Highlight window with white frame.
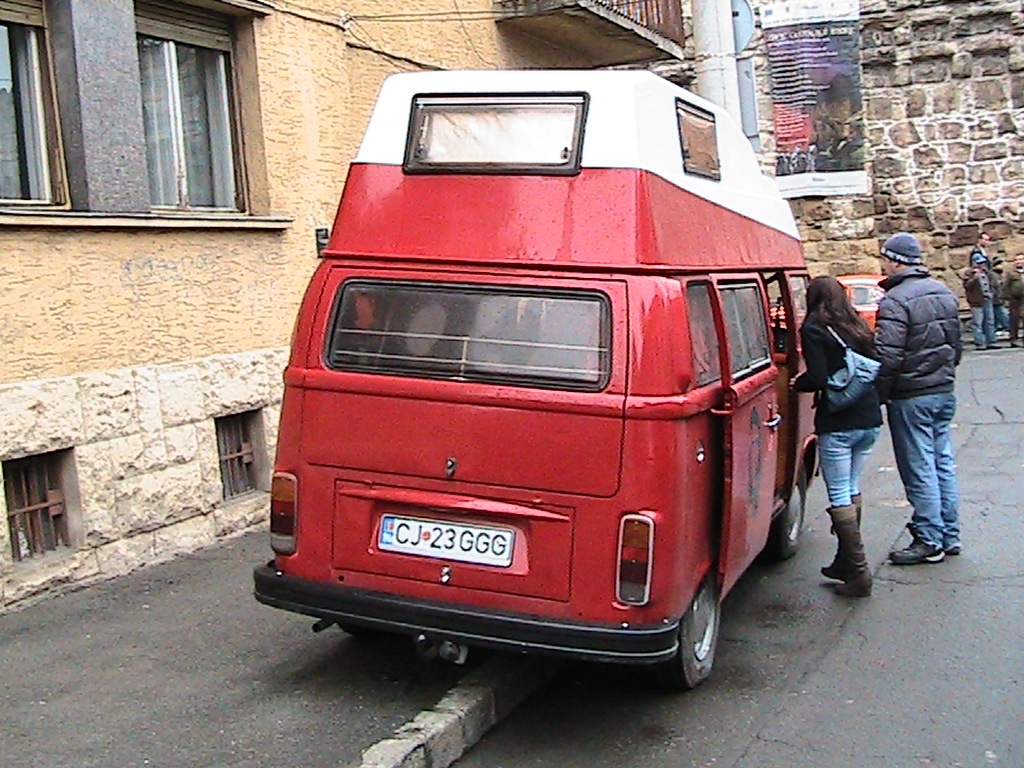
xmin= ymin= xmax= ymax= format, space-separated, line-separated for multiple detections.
xmin=0 ymin=2 xmax=58 ymax=203
xmin=136 ymin=1 xmax=239 ymax=210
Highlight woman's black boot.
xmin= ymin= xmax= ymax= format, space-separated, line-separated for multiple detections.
xmin=829 ymin=504 xmax=872 ymax=598
xmin=821 ymin=494 xmax=862 ymax=581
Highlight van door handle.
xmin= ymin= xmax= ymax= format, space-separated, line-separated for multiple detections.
xmin=766 ymin=414 xmax=783 ymax=430
xmin=710 ymin=407 xmax=733 ymax=416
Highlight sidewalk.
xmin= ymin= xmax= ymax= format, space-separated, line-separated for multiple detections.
xmin=731 ymin=346 xmax=1024 ymax=766
xmin=441 ymin=347 xmax=1024 ymax=768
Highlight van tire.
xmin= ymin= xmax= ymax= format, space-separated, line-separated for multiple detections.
xmin=766 ymin=465 xmax=807 ymax=561
xmin=654 ymin=573 xmax=721 ymax=691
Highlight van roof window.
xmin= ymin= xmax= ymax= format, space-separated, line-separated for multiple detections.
xmin=676 ymin=100 xmax=721 ymax=181
xmin=404 ymin=93 xmax=587 ymax=175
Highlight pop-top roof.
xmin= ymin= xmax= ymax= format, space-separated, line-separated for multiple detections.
xmin=354 ymin=70 xmax=798 ymax=239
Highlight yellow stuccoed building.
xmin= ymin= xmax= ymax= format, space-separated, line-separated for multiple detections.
xmin=0 ymin=0 xmax=686 ymax=607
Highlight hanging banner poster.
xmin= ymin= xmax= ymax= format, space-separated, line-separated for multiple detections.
xmin=761 ymin=0 xmax=868 ymax=197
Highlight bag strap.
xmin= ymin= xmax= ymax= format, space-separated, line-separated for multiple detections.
xmin=825 ymin=325 xmax=849 ymax=349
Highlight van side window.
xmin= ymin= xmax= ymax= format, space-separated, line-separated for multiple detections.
xmin=685 ymin=282 xmax=721 ymax=387
xmin=787 ymin=275 xmax=808 ymax=326
xmin=720 ymin=283 xmax=771 ymax=379
xmin=325 ymin=280 xmax=611 ymax=391
xmin=764 ymin=273 xmax=788 ymax=353
xmin=676 ymin=100 xmax=721 ymax=181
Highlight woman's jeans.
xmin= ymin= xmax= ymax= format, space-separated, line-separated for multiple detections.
xmin=818 ymin=427 xmax=881 ymax=508
xmin=886 ymin=392 xmax=960 ymax=549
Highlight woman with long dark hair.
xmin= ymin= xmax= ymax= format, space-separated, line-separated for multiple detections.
xmin=791 ymin=276 xmax=883 ymax=597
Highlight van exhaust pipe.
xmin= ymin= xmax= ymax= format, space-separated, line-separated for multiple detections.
xmin=413 ymin=633 xmax=469 ymax=665
xmin=413 ymin=633 xmax=438 ymax=660
xmin=438 ymin=639 xmax=470 ymax=665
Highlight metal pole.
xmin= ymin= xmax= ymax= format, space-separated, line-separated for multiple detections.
xmin=692 ymin=0 xmax=742 ymax=121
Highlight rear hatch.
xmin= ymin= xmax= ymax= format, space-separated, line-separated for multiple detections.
xmin=301 ymin=267 xmax=628 ymax=600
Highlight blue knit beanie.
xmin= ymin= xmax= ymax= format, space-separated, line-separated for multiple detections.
xmin=881 ymin=233 xmax=923 ymax=265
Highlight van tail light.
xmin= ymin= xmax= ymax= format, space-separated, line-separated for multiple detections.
xmin=270 ymin=472 xmax=298 ymax=555
xmin=617 ymin=514 xmax=654 ymax=605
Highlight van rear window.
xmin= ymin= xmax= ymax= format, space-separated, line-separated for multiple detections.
xmin=325 ymin=281 xmax=611 ymax=391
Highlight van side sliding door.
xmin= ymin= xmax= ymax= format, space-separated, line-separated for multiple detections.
xmin=711 ymin=278 xmax=780 ymax=597
xmin=762 ymin=270 xmax=808 ymax=504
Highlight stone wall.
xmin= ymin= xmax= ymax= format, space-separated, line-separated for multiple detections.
xmin=861 ymin=0 xmax=1024 ymax=286
xmin=740 ymin=0 xmax=1023 ymax=283
xmin=786 ymin=0 xmax=1024 ymax=285
xmin=0 ymin=348 xmax=287 ymax=608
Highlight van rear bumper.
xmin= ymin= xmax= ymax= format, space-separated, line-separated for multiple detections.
xmin=253 ymin=564 xmax=680 ymax=664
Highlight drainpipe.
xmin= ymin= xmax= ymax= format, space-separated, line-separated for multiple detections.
xmin=692 ymin=0 xmax=742 ymax=122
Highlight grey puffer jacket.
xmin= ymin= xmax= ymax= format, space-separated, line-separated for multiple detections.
xmin=875 ymin=266 xmax=962 ymax=401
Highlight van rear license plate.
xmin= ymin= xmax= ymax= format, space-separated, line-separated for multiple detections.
xmin=378 ymin=515 xmax=515 ymax=567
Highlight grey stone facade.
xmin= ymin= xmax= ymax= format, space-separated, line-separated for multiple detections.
xmin=46 ymin=0 xmax=150 ymax=212
xmin=792 ymin=0 xmax=1024 ymax=284
xmin=0 ymin=348 xmax=286 ymax=609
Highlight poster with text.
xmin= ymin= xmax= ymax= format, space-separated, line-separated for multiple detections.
xmin=762 ymin=0 xmax=868 ymax=197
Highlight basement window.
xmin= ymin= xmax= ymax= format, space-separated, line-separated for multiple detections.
xmin=3 ymin=450 xmax=72 ymax=562
xmin=216 ymin=410 xmax=262 ymax=499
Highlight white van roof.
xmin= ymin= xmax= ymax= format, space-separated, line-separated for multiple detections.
xmin=355 ymin=69 xmax=798 ymax=238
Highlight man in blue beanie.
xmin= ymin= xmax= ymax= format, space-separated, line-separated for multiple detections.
xmin=875 ymin=232 xmax=964 ymax=564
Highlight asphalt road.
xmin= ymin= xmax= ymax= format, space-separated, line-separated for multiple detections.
xmin=2 ymin=348 xmax=1021 ymax=768
xmin=0 ymin=531 xmax=474 ymax=768
xmin=450 ymin=346 xmax=1024 ymax=768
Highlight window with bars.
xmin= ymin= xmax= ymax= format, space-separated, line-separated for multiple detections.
xmin=3 ymin=451 xmax=70 ymax=562
xmin=216 ymin=411 xmax=260 ymax=499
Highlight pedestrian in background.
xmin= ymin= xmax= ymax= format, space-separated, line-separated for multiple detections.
xmin=791 ymin=276 xmax=882 ymax=597
xmin=1002 ymin=254 xmax=1024 ymax=347
xmin=875 ymin=233 xmax=963 ymax=565
xmin=961 ymin=234 xmax=997 ymax=350
xmin=992 ymin=258 xmax=1010 ymax=336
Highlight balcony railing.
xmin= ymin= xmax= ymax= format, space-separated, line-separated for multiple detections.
xmin=595 ymin=0 xmax=683 ymax=45
xmin=495 ymin=0 xmax=685 ymax=64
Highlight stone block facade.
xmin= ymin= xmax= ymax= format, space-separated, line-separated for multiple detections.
xmin=0 ymin=348 xmax=286 ymax=608
xmin=790 ymin=0 xmax=1024 ymax=287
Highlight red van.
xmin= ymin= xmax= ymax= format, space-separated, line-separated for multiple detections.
xmin=254 ymin=70 xmax=816 ymax=689
xmin=837 ymin=274 xmax=885 ymax=329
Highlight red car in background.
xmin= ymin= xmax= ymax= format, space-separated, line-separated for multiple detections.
xmin=838 ymin=274 xmax=885 ymax=329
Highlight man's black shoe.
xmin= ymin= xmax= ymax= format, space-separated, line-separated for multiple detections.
xmin=890 ymin=540 xmax=945 ymax=565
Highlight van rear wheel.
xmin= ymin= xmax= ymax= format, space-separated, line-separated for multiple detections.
xmin=654 ymin=573 xmax=721 ymax=690
xmin=766 ymin=464 xmax=807 ymax=560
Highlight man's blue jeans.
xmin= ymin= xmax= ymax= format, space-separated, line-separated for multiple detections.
xmin=886 ymin=392 xmax=960 ymax=549
xmin=994 ymin=302 xmax=1009 ymax=332
xmin=970 ymin=302 xmax=996 ymax=348
xmin=818 ymin=428 xmax=881 ymax=508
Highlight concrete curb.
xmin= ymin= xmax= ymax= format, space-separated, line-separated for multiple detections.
xmin=348 ymin=655 xmax=561 ymax=768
